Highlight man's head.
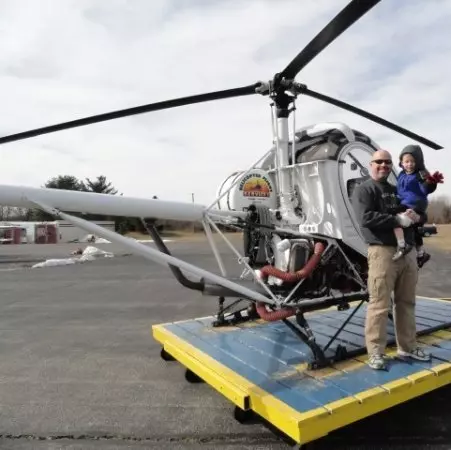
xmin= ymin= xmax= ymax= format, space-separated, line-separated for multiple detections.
xmin=370 ymin=149 xmax=393 ymax=181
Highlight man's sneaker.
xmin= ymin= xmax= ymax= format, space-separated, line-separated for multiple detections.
xmin=397 ymin=347 xmax=431 ymax=361
xmin=393 ymin=244 xmax=413 ymax=261
xmin=417 ymin=252 xmax=431 ymax=268
xmin=367 ymin=353 xmax=387 ymax=370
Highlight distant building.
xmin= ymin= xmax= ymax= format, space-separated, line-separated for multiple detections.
xmin=0 ymin=221 xmax=41 ymax=243
xmin=0 ymin=220 xmax=115 ymax=244
xmin=0 ymin=224 xmax=27 ymax=244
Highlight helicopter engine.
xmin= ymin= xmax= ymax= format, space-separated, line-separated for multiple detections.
xmin=241 ymin=203 xmax=367 ymax=303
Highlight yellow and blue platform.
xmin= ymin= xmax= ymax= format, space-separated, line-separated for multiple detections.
xmin=152 ymin=296 xmax=451 ymax=446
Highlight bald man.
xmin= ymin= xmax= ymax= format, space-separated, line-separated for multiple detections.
xmin=351 ymin=149 xmax=431 ymax=370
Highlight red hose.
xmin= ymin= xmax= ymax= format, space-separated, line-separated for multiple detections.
xmin=260 ymin=241 xmax=325 ymax=282
xmin=255 ymin=303 xmax=296 ymax=321
xmin=254 ymin=241 xmax=325 ymax=322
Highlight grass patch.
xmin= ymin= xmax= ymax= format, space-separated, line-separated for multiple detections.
xmin=424 ymin=224 xmax=451 ymax=252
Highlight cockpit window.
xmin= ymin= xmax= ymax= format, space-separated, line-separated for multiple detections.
xmin=296 ymin=142 xmax=340 ymax=164
xmin=340 ymin=144 xmax=397 ymax=199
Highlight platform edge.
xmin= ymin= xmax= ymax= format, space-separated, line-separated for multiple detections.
xmin=316 ymin=363 xmax=451 ymax=437
xmin=151 ymin=301 xmax=451 ymax=445
xmin=154 ymin=327 xmax=249 ymax=410
xmin=151 ymin=323 xmax=330 ymax=444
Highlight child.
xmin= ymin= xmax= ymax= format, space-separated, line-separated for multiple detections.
xmin=392 ymin=144 xmax=443 ymax=266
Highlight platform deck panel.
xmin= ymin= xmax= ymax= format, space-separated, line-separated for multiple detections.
xmin=152 ymin=296 xmax=451 ymax=445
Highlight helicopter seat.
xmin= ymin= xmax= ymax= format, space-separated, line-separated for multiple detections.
xmin=346 ymin=176 xmax=368 ymax=200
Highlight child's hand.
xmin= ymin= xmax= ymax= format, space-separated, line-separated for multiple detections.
xmin=425 ymin=171 xmax=443 ymax=183
xmin=427 ymin=171 xmax=444 ymax=184
xmin=434 ymin=171 xmax=444 ymax=183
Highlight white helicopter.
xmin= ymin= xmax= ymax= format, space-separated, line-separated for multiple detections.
xmin=0 ymin=0 xmax=443 ymax=369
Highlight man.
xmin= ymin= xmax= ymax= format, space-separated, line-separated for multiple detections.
xmin=351 ymin=149 xmax=431 ymax=370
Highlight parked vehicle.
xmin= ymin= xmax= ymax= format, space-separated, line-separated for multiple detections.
xmin=418 ymin=224 xmax=438 ymax=237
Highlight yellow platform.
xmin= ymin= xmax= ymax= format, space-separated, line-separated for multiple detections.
xmin=152 ymin=296 xmax=451 ymax=446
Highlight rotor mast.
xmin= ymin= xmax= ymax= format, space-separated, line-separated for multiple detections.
xmin=261 ymin=75 xmax=300 ymax=222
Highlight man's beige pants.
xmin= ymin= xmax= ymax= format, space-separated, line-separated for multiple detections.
xmin=366 ymin=245 xmax=418 ymax=356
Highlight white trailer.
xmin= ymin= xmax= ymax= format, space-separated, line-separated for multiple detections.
xmin=56 ymin=220 xmax=115 ymax=242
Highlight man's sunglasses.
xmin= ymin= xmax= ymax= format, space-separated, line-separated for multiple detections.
xmin=371 ymin=159 xmax=392 ymax=165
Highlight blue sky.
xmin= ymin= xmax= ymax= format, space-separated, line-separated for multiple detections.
xmin=1 ymin=0 xmax=451 ymax=205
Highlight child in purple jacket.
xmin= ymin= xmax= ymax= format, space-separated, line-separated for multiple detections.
xmin=393 ymin=144 xmax=443 ymax=266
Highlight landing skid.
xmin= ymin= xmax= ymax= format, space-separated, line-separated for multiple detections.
xmin=212 ymin=294 xmax=451 ymax=371
xmin=212 ymin=296 xmax=369 ymax=370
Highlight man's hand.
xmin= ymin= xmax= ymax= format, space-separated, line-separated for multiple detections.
xmin=396 ymin=213 xmax=413 ymax=228
xmin=405 ymin=209 xmax=420 ymax=223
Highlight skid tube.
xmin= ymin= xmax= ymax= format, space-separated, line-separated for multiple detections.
xmin=211 ymin=292 xmax=370 ymax=370
xmin=208 ymin=291 xmax=451 ymax=371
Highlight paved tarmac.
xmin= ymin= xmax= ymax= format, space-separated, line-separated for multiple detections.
xmin=1 ymin=236 xmax=451 ymax=449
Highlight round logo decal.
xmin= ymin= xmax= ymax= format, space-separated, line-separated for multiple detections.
xmin=239 ymin=174 xmax=273 ymax=198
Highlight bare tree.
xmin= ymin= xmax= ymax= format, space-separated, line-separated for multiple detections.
xmin=427 ymin=196 xmax=451 ymax=224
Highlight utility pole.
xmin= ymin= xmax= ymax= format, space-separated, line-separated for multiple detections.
xmin=191 ymin=193 xmax=195 ymax=233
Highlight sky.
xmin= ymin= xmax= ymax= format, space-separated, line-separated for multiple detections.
xmin=1 ymin=0 xmax=451 ymax=207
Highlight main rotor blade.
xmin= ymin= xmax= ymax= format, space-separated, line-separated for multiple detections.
xmin=300 ymin=87 xmax=443 ymax=150
xmin=280 ymin=0 xmax=381 ymax=80
xmin=0 ymin=83 xmax=259 ymax=145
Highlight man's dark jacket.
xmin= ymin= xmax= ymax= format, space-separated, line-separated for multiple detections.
xmin=351 ymin=176 xmax=425 ymax=247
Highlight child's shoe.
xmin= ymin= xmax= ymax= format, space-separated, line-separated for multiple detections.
xmin=392 ymin=244 xmax=413 ymax=261
xmin=417 ymin=252 xmax=431 ymax=268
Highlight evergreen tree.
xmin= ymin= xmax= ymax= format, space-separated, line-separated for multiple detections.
xmin=84 ymin=175 xmax=118 ymax=195
xmin=31 ymin=175 xmax=87 ymax=221
xmin=45 ymin=175 xmax=87 ymax=191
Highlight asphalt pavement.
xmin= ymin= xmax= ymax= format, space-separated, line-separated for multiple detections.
xmin=1 ymin=236 xmax=451 ymax=449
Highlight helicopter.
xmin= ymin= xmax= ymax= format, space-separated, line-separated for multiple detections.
xmin=0 ymin=0 xmax=444 ymax=369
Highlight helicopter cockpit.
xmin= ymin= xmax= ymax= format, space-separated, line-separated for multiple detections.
xmin=265 ymin=123 xmax=395 ymax=253
xmin=216 ymin=122 xmax=397 ymax=258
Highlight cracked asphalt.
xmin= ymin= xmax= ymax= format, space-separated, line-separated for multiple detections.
xmin=1 ymin=236 xmax=451 ymax=449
